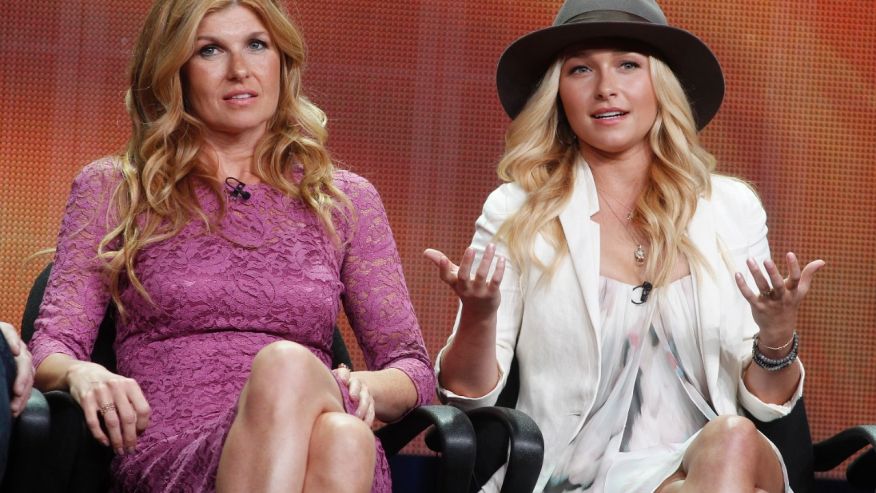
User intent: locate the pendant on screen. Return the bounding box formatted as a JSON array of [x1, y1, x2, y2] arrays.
[[634, 244, 646, 265]]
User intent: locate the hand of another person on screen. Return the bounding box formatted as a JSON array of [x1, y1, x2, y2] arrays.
[[66, 361, 151, 455], [0, 321, 34, 418], [332, 364, 375, 427], [735, 252, 825, 348], [424, 244, 506, 320]]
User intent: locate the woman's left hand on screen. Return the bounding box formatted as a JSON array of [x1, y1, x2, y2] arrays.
[[735, 252, 825, 347], [332, 365, 375, 427]]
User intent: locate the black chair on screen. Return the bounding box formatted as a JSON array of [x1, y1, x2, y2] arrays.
[[466, 358, 544, 493], [10, 263, 477, 493], [748, 402, 876, 492], [477, 353, 876, 493], [1, 386, 50, 493]]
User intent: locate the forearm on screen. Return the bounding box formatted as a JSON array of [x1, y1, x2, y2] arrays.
[[742, 349, 802, 405], [437, 309, 500, 398], [741, 321, 802, 405], [34, 353, 83, 391], [354, 368, 418, 422]]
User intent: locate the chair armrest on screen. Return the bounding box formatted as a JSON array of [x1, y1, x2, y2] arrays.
[[13, 388, 50, 446], [813, 423, 876, 488], [846, 445, 876, 489], [2, 389, 51, 493], [376, 405, 475, 493], [467, 406, 544, 493]]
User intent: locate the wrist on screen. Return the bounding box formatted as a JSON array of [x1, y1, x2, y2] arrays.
[[64, 360, 98, 387], [752, 331, 799, 371], [458, 306, 498, 327], [755, 330, 796, 358]]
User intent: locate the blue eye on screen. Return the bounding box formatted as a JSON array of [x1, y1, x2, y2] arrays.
[[569, 65, 591, 75], [620, 61, 640, 70], [249, 39, 268, 51], [198, 45, 219, 57]]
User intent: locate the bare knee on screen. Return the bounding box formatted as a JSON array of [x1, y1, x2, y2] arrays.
[[312, 412, 376, 459], [680, 416, 783, 492], [686, 416, 761, 468], [703, 415, 761, 452], [309, 412, 376, 484], [241, 342, 337, 419]]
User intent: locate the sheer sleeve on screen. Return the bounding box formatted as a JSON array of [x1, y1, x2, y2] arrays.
[[29, 157, 121, 370], [337, 172, 436, 408]]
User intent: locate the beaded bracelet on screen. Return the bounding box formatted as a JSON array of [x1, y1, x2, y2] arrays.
[[752, 332, 799, 372]]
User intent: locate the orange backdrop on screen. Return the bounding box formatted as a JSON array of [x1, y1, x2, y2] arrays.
[[1, 0, 874, 473]]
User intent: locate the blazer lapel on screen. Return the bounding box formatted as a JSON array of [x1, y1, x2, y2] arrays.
[[688, 196, 726, 409], [558, 157, 602, 337]]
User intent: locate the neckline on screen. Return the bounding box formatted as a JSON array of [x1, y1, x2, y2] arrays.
[[599, 274, 692, 289]]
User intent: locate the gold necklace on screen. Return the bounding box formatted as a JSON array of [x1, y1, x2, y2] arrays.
[[598, 192, 646, 266]]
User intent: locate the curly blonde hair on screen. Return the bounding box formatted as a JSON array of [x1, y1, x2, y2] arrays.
[[100, 0, 348, 315], [497, 55, 716, 287]]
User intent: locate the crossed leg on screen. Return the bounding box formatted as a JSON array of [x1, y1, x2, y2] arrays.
[[657, 415, 784, 493], [216, 341, 376, 493]]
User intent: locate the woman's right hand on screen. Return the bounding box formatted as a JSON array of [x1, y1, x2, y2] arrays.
[[66, 361, 151, 455], [424, 243, 505, 320]]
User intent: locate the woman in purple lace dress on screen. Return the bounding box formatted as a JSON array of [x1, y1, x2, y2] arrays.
[[28, 1, 435, 492]]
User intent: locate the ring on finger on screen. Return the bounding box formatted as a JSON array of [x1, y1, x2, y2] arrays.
[[759, 288, 775, 298], [99, 402, 117, 415]]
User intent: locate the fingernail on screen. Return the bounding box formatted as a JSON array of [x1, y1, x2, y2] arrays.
[[127, 447, 136, 454], [116, 448, 124, 455]]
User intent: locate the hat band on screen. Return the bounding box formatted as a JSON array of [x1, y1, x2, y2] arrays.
[[564, 10, 651, 25]]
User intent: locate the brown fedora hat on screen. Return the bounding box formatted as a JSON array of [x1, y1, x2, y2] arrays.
[[497, 0, 724, 130]]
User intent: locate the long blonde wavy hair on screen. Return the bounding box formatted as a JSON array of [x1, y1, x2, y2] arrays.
[[100, 0, 348, 315], [497, 54, 717, 287]]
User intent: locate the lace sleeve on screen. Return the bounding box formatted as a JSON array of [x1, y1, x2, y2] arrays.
[[29, 158, 121, 370], [338, 173, 436, 408]]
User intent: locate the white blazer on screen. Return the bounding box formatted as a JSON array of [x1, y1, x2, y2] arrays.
[[436, 157, 803, 492]]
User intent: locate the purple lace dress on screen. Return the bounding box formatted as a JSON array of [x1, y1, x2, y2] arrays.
[[29, 157, 436, 493]]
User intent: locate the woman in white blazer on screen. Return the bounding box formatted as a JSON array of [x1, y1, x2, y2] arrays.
[[427, 1, 824, 492]]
